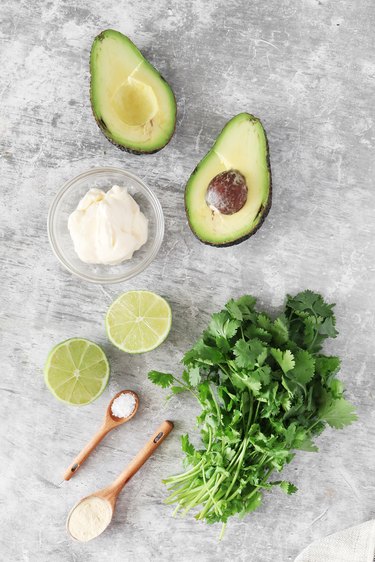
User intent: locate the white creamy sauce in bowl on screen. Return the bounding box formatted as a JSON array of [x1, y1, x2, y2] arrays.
[[68, 185, 148, 265]]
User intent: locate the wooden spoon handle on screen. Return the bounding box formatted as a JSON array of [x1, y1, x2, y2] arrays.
[[109, 420, 174, 497], [63, 425, 110, 481]]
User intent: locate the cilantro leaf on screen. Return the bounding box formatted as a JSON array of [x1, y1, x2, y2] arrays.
[[328, 379, 344, 398], [295, 435, 319, 452], [257, 348, 268, 367], [272, 316, 289, 345], [227, 368, 262, 395], [318, 316, 337, 338], [181, 434, 195, 456], [286, 290, 334, 318], [319, 395, 358, 428], [244, 372, 262, 394], [257, 313, 272, 331], [215, 336, 231, 353], [234, 339, 266, 370], [271, 348, 295, 374], [315, 355, 341, 379], [286, 291, 337, 352], [279, 481, 298, 495], [225, 299, 243, 321], [183, 339, 224, 366], [182, 370, 191, 386], [233, 339, 256, 369], [244, 324, 272, 343], [250, 339, 267, 360], [188, 366, 201, 387], [290, 350, 315, 385], [310, 295, 335, 318], [148, 371, 174, 388], [207, 312, 240, 340], [233, 295, 257, 318]]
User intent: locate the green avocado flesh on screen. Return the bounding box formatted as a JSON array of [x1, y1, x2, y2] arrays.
[[185, 113, 271, 246], [90, 30, 177, 154]]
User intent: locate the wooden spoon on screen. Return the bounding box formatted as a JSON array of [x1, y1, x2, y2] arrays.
[[63, 390, 139, 481], [66, 420, 174, 542]]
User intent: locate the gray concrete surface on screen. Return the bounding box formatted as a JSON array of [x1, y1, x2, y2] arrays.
[[1, 0, 375, 560]]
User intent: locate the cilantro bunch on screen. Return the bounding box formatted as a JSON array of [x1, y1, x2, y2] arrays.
[[149, 291, 357, 536]]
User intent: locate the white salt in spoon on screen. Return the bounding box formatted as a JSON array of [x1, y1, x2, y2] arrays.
[[67, 420, 174, 542], [63, 390, 139, 481]]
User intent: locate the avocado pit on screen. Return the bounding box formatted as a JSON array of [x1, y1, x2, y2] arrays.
[[205, 169, 248, 215]]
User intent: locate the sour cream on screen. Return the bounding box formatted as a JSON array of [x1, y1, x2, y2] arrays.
[[68, 185, 148, 265]]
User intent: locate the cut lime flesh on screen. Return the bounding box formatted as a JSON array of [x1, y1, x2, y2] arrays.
[[44, 338, 110, 406], [106, 290, 172, 353]]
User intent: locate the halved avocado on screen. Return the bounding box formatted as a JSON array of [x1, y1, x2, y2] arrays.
[[185, 113, 271, 246], [90, 30, 177, 154]]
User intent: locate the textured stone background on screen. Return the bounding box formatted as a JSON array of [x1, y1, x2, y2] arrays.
[[1, 0, 375, 560]]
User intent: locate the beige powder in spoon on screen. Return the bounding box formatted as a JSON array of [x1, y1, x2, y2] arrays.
[[68, 496, 112, 542]]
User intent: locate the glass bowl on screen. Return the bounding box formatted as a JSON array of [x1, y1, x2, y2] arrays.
[[47, 167, 164, 284]]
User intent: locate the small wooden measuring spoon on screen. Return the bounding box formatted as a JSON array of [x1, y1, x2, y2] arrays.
[[66, 420, 174, 542], [63, 390, 139, 481]]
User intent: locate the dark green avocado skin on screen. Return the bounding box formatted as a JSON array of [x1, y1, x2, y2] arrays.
[[185, 116, 272, 247]]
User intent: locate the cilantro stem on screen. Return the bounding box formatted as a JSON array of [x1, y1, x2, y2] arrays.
[[196, 475, 226, 519], [164, 461, 203, 484], [209, 386, 222, 429], [307, 419, 321, 433], [254, 400, 260, 422], [168, 484, 208, 506], [227, 459, 272, 503], [219, 364, 231, 378], [219, 523, 227, 541], [307, 330, 319, 352], [247, 393, 254, 430], [223, 438, 249, 500], [164, 478, 201, 499], [172, 375, 199, 399], [183, 485, 214, 515], [202, 466, 222, 516]]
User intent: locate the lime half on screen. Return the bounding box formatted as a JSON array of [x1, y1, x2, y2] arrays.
[[44, 338, 110, 406], [106, 290, 172, 353]]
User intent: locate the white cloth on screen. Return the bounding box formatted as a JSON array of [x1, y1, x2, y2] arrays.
[[295, 520, 375, 562]]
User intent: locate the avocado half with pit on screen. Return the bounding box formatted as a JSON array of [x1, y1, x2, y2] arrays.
[[185, 113, 271, 246], [90, 30, 177, 154]]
